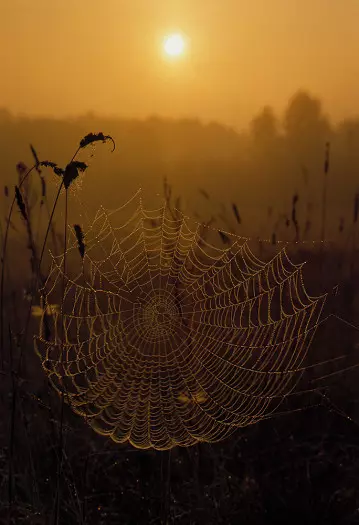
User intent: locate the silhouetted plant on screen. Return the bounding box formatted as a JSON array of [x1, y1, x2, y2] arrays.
[[73, 224, 85, 260], [232, 203, 241, 224], [0, 132, 115, 523]]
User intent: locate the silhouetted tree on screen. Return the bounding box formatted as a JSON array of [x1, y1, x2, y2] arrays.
[[250, 106, 279, 147], [281, 91, 332, 213], [0, 107, 13, 123], [284, 90, 331, 146]]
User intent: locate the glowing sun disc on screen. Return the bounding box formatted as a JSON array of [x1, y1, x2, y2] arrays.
[[164, 34, 185, 57]]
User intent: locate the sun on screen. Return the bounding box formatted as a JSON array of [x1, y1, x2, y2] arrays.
[[163, 33, 186, 57]]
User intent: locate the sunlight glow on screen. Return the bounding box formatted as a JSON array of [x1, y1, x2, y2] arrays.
[[163, 33, 185, 57]]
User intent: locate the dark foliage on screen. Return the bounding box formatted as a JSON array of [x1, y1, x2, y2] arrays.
[[63, 161, 88, 190], [79, 132, 115, 152]]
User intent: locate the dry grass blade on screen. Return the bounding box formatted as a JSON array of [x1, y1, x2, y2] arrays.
[[218, 230, 231, 245], [15, 186, 27, 221], [320, 142, 330, 246], [291, 193, 299, 241], [199, 189, 210, 199], [232, 203, 241, 224], [40, 176, 46, 199], [163, 177, 172, 202], [73, 224, 85, 259], [353, 193, 359, 224], [40, 161, 64, 177], [30, 144, 42, 174], [324, 142, 330, 175]]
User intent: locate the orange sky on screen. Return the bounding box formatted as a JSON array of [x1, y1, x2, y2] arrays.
[[1, 0, 359, 129]]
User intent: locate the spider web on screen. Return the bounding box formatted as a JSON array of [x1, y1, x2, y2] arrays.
[[34, 189, 327, 450]]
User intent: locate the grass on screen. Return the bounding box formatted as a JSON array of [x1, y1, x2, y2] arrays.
[[1, 135, 359, 524], [0, 133, 116, 524]]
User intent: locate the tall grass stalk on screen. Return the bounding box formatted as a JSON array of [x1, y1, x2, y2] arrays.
[[53, 189, 68, 525], [350, 192, 359, 276], [320, 142, 330, 244], [7, 324, 15, 523], [0, 132, 114, 519], [14, 144, 83, 379], [320, 142, 330, 273]]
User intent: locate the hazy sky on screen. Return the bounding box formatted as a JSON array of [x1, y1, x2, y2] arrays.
[[1, 0, 359, 129]]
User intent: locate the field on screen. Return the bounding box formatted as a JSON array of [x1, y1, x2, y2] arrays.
[[1, 109, 359, 524]]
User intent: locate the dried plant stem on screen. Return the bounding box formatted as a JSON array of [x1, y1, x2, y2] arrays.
[[53, 189, 68, 525], [39, 182, 63, 269], [320, 143, 330, 243], [8, 324, 16, 524], [16, 146, 81, 377], [320, 142, 330, 273], [320, 177, 328, 244], [351, 227, 357, 278]]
